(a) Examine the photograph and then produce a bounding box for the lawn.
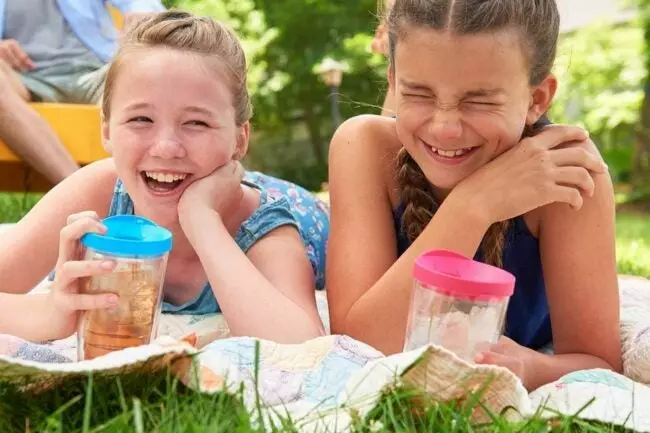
[616,212,650,278]
[0,367,631,433]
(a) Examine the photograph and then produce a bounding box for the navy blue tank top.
[394,205,552,350]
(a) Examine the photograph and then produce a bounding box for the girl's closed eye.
[464,100,500,108]
[402,93,431,99]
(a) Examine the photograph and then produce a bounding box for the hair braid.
[396,147,512,268]
[396,148,437,243]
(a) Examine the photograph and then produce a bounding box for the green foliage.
[164,0,280,102]
[633,0,650,195]
[161,1,650,192]
[550,20,646,182]
[163,0,384,190]
[245,0,382,188]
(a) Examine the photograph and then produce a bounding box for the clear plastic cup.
[77,215,173,361]
[403,250,515,361]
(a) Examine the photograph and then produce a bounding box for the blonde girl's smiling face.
[102,47,248,222]
[391,27,554,195]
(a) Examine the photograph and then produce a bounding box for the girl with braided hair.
[326,0,621,390]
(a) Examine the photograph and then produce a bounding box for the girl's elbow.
[606,351,623,374]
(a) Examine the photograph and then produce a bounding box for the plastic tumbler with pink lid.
[403,249,515,361]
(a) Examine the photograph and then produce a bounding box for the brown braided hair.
[390,0,560,267]
[396,148,510,267]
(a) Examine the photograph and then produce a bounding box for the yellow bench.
[0,103,109,191]
[0,7,123,192]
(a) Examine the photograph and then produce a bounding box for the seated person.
[0,0,165,184]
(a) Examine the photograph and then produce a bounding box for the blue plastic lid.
[81,215,173,258]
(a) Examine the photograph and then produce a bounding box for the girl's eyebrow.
[464,88,506,98]
[184,106,214,116]
[124,102,151,111]
[399,79,433,93]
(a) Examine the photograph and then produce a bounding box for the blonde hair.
[102,10,253,126]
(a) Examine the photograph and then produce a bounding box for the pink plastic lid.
[413,249,515,300]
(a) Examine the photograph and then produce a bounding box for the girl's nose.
[429,105,463,142]
[148,132,186,159]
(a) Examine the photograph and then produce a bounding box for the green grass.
[0,366,632,433]
[0,192,42,223]
[0,368,258,433]
[615,212,650,278]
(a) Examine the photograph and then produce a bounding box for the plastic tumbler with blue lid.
[77,215,172,361]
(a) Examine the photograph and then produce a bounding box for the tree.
[162,0,277,101]
[247,0,383,189]
[634,0,650,199]
[161,0,384,190]
[550,19,645,184]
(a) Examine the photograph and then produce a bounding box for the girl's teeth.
[145,171,188,183]
[430,147,473,158]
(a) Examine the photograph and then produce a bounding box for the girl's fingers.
[66,211,100,226]
[60,292,119,311]
[56,260,116,284]
[57,217,107,264]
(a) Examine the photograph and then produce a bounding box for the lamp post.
[316,58,346,130]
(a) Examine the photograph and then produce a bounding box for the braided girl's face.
[390,27,550,195]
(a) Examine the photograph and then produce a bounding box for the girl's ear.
[526,74,557,126]
[101,116,112,154]
[233,121,250,161]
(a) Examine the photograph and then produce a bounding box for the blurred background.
[154,0,650,202]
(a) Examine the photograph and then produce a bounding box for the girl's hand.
[178,161,245,218]
[452,125,609,227]
[46,212,119,341]
[474,336,536,389]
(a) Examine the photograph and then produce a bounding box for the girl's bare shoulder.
[330,115,402,203]
[332,114,401,155]
[30,158,119,219]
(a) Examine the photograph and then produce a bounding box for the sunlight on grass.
[0,192,42,223]
[616,213,650,278]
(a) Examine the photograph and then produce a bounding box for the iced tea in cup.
[403,250,515,361]
[77,215,172,361]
